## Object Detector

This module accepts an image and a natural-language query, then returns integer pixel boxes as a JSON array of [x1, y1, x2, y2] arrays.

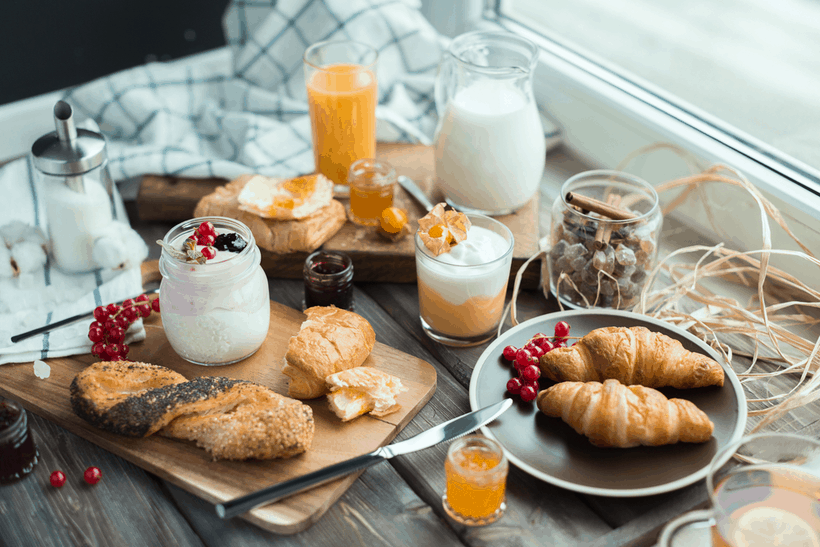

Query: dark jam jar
[[0, 398, 39, 482], [303, 251, 354, 310]]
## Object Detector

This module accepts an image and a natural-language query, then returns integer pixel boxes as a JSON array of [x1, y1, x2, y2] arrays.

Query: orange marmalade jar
[[348, 158, 396, 226], [443, 435, 508, 526]]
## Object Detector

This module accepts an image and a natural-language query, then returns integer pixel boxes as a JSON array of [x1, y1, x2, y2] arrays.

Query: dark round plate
[[469, 309, 747, 497]]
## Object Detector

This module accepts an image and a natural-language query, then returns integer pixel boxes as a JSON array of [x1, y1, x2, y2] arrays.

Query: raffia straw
[[504, 143, 820, 430]]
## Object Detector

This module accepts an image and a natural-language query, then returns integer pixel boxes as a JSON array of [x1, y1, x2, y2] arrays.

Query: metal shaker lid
[[31, 101, 107, 176]]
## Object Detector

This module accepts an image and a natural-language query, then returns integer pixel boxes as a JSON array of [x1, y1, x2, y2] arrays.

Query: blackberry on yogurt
[[214, 232, 247, 253]]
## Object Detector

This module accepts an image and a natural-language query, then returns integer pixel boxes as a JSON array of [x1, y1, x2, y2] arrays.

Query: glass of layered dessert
[[158, 217, 270, 366], [415, 204, 514, 347]]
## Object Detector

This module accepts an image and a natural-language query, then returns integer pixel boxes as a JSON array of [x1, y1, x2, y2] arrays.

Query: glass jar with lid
[[548, 170, 662, 310], [0, 397, 39, 483], [158, 217, 270, 366]]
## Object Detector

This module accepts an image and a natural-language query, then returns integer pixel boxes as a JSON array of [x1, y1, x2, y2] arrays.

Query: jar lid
[[31, 101, 107, 176]]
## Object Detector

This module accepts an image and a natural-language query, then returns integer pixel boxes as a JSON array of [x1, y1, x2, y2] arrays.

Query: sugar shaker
[[31, 101, 117, 273]]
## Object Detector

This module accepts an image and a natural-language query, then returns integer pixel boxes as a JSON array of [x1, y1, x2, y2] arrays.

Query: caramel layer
[[418, 280, 507, 338]]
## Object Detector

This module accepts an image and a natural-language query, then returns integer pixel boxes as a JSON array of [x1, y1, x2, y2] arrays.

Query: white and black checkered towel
[[0, 0, 560, 364]]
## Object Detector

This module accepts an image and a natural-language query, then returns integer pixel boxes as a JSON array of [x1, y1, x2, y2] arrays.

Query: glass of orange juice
[[304, 41, 378, 193], [443, 435, 508, 526], [658, 432, 820, 547]]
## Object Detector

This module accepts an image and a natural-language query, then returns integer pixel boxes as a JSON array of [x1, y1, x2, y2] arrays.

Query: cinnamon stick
[[594, 194, 622, 250], [565, 192, 637, 221]]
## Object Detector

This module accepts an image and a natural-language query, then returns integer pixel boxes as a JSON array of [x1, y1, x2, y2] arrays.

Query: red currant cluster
[[501, 321, 572, 403], [49, 466, 101, 488], [88, 294, 160, 361], [189, 221, 217, 260]]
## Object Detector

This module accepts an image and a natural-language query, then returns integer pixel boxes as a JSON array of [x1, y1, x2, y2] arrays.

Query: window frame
[[481, 1, 820, 223]]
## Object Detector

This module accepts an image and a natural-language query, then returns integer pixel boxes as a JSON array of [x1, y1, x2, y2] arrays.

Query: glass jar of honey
[[443, 435, 508, 526], [348, 158, 396, 226], [0, 397, 39, 483]]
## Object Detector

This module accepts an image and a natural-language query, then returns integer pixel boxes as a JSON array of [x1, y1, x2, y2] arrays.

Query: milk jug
[[434, 31, 545, 215]]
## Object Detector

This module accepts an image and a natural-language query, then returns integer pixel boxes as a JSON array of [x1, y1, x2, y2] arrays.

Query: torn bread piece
[[326, 367, 407, 422]]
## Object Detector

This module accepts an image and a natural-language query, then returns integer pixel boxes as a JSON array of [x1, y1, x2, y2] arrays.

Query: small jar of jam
[[303, 251, 354, 310], [0, 397, 39, 483], [348, 158, 396, 226]]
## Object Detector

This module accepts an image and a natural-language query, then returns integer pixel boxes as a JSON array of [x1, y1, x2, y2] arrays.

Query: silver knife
[[215, 398, 512, 519], [10, 287, 160, 343], [398, 175, 435, 212]]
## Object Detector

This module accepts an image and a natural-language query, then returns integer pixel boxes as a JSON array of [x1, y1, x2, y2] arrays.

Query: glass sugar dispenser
[[548, 170, 662, 310], [31, 101, 119, 273]]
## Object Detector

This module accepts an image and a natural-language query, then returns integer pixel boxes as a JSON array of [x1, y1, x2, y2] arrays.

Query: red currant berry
[[104, 343, 120, 360], [90, 321, 102, 330], [515, 348, 532, 369], [502, 345, 518, 361], [108, 327, 125, 343], [138, 304, 151, 318], [506, 377, 523, 395], [49, 470, 66, 488], [91, 342, 105, 358], [533, 332, 548, 340], [151, 299, 160, 313], [200, 246, 216, 260], [88, 327, 104, 343], [522, 364, 541, 382], [135, 294, 149, 303], [197, 221, 216, 236], [528, 344, 545, 359], [83, 466, 102, 485], [537, 338, 555, 352], [114, 316, 128, 329], [103, 319, 117, 332], [124, 307, 139, 322], [519, 385, 538, 402], [554, 321, 570, 339], [93, 307, 109, 322], [121, 298, 134, 308], [105, 303, 120, 316], [121, 344, 129, 357], [199, 234, 216, 247], [572, 342, 577, 347]]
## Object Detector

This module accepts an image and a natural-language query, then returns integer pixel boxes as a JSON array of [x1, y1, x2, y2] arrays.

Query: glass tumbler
[[348, 158, 396, 226], [304, 40, 378, 193], [658, 432, 820, 547], [548, 170, 662, 310], [443, 435, 508, 526]]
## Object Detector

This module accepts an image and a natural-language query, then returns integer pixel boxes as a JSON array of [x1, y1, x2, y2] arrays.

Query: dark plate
[[469, 309, 747, 497]]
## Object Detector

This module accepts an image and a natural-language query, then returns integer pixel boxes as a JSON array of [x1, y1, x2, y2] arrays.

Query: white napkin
[[0, 158, 146, 365]]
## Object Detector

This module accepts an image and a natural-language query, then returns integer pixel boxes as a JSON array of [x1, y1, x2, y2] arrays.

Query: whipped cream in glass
[[415, 214, 514, 347], [158, 217, 269, 366]]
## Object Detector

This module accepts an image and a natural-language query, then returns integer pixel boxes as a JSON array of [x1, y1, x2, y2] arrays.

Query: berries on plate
[[499, 321, 574, 403], [83, 466, 102, 485], [506, 377, 523, 395], [519, 385, 538, 402], [502, 345, 518, 361], [49, 470, 66, 488]]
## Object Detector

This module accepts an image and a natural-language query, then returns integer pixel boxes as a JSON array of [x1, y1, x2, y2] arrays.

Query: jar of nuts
[[548, 170, 662, 309]]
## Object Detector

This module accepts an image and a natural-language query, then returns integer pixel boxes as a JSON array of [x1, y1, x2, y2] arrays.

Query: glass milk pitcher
[[434, 31, 545, 216]]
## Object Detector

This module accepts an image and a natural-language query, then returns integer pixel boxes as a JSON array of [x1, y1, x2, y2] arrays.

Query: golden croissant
[[539, 326, 724, 389], [537, 379, 714, 448]]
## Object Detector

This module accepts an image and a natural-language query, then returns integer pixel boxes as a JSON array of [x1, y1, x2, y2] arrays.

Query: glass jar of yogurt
[[158, 217, 270, 366]]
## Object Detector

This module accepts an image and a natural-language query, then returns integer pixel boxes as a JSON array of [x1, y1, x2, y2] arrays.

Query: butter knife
[[215, 398, 513, 519], [398, 175, 435, 212], [10, 287, 160, 343]]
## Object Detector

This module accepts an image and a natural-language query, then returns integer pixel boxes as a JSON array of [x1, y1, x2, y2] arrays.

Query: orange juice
[[443, 436, 508, 525], [306, 63, 377, 187]]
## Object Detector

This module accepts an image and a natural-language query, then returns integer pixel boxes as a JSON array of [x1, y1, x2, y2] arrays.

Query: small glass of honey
[[443, 435, 508, 526], [348, 158, 396, 226]]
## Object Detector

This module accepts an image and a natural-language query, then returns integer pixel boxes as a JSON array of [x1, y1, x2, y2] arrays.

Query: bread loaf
[[194, 174, 346, 254], [283, 306, 376, 399]]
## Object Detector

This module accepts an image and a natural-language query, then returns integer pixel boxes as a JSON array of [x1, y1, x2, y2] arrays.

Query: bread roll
[[283, 306, 376, 399]]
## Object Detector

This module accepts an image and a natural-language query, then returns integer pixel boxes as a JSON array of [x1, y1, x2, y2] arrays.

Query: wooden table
[[2, 147, 814, 547]]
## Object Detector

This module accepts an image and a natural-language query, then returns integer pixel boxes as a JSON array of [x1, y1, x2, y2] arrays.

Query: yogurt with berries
[[415, 212, 514, 347], [158, 217, 269, 366]]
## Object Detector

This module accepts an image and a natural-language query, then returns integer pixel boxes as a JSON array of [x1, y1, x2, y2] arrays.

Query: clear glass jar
[[303, 250, 354, 310], [0, 397, 39, 482], [158, 217, 270, 366], [348, 158, 396, 226], [548, 170, 662, 309], [442, 435, 508, 526]]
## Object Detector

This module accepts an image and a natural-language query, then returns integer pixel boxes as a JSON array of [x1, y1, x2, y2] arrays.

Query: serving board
[[0, 267, 437, 535], [137, 143, 541, 289]]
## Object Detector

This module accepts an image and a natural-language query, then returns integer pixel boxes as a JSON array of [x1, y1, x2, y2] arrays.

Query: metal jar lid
[[31, 101, 107, 176]]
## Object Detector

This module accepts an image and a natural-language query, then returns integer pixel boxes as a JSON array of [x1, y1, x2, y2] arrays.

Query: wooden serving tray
[[0, 270, 437, 534], [137, 143, 541, 289]]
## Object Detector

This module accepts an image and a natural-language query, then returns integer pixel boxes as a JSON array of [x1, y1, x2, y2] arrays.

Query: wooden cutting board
[[137, 143, 541, 289], [0, 264, 437, 535]]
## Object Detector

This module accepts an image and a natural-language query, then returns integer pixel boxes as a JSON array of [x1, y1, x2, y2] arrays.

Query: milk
[[434, 79, 546, 214]]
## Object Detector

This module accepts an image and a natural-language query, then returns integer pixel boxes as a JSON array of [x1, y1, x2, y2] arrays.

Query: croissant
[[539, 326, 724, 389], [537, 379, 714, 448]]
